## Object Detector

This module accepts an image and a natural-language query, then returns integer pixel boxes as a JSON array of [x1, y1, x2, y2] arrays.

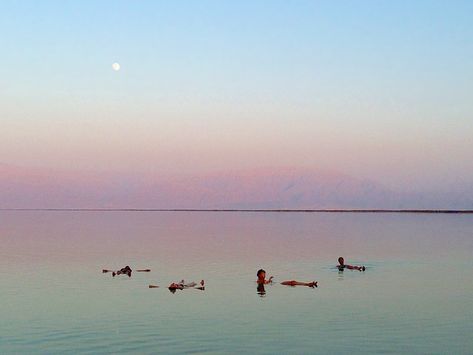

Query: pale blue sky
[[1, 0, 472, 190]]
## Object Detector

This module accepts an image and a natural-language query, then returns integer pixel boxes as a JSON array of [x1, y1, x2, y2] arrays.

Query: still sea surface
[[0, 211, 472, 354]]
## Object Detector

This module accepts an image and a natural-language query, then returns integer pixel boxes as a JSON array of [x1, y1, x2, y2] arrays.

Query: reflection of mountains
[[1, 164, 471, 209]]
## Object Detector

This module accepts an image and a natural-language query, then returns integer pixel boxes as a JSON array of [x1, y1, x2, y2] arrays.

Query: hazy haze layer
[[1, 1, 472, 199]]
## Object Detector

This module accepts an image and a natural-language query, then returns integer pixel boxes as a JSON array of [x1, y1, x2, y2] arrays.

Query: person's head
[[338, 257, 344, 265], [257, 269, 266, 280]]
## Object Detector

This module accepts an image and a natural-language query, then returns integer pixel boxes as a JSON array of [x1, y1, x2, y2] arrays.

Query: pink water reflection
[[2, 211, 471, 273]]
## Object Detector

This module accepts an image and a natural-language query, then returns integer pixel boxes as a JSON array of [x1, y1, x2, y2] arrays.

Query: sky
[[1, 0, 472, 191]]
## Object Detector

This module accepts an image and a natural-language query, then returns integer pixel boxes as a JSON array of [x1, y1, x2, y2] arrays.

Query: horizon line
[[1, 208, 472, 214]]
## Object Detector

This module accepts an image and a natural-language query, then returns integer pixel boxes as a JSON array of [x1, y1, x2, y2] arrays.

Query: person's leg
[[281, 280, 317, 287], [281, 280, 297, 286]]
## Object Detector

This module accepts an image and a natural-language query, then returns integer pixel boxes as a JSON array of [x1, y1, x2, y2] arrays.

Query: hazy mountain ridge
[[0, 164, 471, 209]]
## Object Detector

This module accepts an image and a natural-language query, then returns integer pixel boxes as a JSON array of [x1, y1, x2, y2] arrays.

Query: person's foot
[[362, 266, 366, 271], [112, 272, 116, 277]]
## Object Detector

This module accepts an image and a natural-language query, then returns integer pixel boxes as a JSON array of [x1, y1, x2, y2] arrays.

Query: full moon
[[112, 62, 120, 71]]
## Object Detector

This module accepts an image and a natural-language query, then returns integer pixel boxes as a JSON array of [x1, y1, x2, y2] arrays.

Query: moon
[[112, 62, 120, 71]]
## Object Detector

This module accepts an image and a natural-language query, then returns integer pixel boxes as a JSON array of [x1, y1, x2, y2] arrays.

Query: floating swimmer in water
[[257, 269, 317, 288], [167, 280, 205, 293], [102, 266, 151, 277], [337, 257, 365, 271]]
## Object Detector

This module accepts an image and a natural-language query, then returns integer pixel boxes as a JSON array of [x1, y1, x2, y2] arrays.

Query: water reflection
[[1, 211, 473, 354], [168, 280, 206, 294], [257, 283, 266, 297]]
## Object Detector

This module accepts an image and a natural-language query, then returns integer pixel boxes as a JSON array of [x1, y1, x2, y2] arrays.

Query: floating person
[[257, 269, 317, 288], [113, 265, 132, 277], [168, 280, 205, 293], [256, 269, 273, 284], [337, 257, 365, 271], [102, 266, 151, 277]]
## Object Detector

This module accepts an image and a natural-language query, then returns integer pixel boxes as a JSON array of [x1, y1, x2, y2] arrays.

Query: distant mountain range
[[0, 163, 472, 209]]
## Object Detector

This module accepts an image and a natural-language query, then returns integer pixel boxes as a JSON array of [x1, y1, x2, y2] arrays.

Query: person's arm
[[346, 265, 364, 271], [265, 276, 274, 284]]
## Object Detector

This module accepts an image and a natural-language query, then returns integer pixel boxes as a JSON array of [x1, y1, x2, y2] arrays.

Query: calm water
[[1, 211, 472, 354]]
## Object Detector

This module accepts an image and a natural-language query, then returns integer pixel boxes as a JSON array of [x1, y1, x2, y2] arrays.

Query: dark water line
[[1, 208, 473, 214]]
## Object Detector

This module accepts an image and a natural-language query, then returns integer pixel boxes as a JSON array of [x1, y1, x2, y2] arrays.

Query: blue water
[[0, 211, 472, 354]]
